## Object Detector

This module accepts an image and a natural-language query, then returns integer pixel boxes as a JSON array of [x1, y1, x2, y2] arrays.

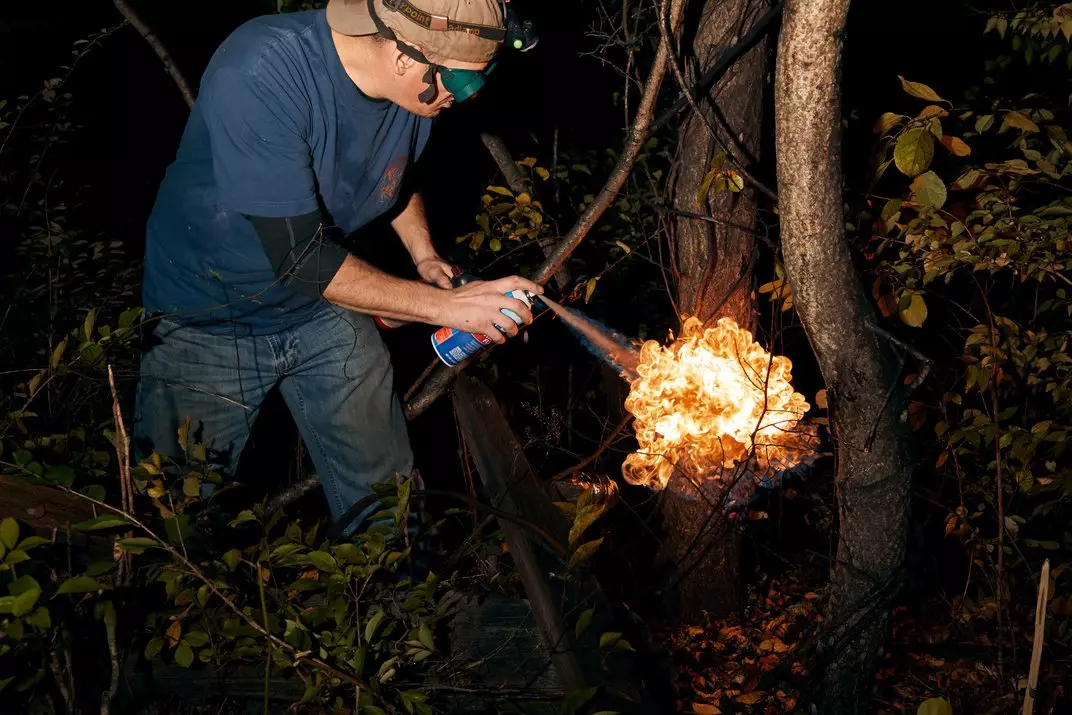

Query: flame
[[622, 316, 817, 492]]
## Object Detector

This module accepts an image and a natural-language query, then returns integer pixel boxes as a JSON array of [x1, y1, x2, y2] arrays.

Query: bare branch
[[112, 0, 195, 109]]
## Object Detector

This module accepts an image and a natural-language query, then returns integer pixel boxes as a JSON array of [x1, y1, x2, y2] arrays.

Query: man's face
[[391, 49, 489, 118]]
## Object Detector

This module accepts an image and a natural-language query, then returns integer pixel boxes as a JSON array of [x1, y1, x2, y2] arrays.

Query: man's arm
[[391, 191, 454, 288]]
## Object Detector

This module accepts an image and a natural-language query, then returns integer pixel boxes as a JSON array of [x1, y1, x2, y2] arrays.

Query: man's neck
[[331, 30, 387, 99]]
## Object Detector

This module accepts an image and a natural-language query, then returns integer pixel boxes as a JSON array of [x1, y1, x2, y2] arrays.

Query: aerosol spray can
[[430, 273, 536, 367]]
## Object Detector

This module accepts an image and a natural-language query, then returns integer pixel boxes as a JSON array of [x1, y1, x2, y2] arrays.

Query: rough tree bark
[[660, 0, 774, 620], [774, 0, 911, 711]]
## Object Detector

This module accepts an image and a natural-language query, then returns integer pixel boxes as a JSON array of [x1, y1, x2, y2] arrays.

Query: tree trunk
[[659, 0, 772, 621], [773, 0, 911, 711]]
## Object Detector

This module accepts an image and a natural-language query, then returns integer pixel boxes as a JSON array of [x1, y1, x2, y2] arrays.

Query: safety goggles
[[438, 61, 497, 103]]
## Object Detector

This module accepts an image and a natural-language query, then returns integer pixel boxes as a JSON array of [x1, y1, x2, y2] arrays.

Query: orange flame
[[622, 316, 817, 492]]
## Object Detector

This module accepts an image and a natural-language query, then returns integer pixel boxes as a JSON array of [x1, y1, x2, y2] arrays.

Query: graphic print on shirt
[[377, 155, 408, 203]]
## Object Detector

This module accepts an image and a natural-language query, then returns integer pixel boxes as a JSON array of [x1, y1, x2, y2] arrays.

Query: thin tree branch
[[652, 0, 785, 132], [112, 0, 195, 109], [404, 0, 689, 420]]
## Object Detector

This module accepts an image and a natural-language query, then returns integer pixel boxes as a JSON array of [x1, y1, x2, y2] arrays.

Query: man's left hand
[[416, 257, 456, 289]]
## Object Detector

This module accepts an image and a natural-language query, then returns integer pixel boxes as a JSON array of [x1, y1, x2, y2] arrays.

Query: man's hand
[[415, 256, 456, 289], [433, 276, 544, 344]]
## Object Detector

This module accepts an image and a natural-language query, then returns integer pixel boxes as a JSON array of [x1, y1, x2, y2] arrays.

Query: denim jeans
[[132, 305, 415, 525]]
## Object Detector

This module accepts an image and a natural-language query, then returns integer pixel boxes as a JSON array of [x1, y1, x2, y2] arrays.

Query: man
[[133, 0, 542, 532]]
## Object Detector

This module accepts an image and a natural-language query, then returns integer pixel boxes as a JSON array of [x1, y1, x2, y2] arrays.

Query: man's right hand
[[433, 276, 544, 344]]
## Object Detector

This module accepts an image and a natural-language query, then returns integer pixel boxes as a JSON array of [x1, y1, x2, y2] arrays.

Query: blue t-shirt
[[143, 10, 433, 335]]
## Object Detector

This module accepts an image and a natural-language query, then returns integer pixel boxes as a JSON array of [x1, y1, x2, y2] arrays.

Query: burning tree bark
[[774, 0, 911, 710], [660, 0, 776, 619]]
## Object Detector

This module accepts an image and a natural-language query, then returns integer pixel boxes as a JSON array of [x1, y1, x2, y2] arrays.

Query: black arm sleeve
[[245, 211, 349, 301]]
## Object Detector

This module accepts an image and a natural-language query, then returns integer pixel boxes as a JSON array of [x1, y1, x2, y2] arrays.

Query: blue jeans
[[132, 306, 415, 524]]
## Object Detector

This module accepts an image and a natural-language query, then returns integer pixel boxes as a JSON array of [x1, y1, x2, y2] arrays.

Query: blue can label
[[430, 289, 533, 366]]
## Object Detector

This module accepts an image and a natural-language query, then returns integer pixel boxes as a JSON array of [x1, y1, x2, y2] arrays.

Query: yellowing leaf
[[725, 170, 744, 192], [874, 112, 904, 133], [815, 389, 828, 409], [917, 105, 948, 119], [585, 277, 598, 304], [166, 619, 183, 647], [516, 192, 532, 205], [975, 114, 994, 133], [1001, 110, 1040, 133], [487, 185, 512, 196], [952, 168, 983, 190], [614, 240, 632, 254], [535, 167, 550, 180], [735, 692, 765, 705], [900, 292, 929, 328], [940, 135, 971, 156], [894, 128, 935, 176], [567, 537, 604, 569], [489, 238, 502, 252], [898, 75, 945, 102], [1062, 18, 1072, 40], [691, 704, 721, 714], [917, 697, 953, 715], [910, 171, 948, 209]]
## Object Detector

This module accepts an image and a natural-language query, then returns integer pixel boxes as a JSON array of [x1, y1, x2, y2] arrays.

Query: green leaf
[[910, 171, 948, 209], [898, 76, 945, 102], [585, 277, 598, 304], [228, 510, 258, 527], [12, 588, 41, 617], [0, 518, 18, 550], [183, 630, 210, 648], [575, 608, 594, 638], [117, 537, 159, 554], [418, 621, 435, 651], [4, 550, 29, 566], [222, 549, 242, 570], [44, 465, 75, 487], [900, 292, 928, 328], [15, 537, 49, 551], [567, 537, 604, 569], [894, 128, 935, 177], [917, 698, 953, 715], [25, 606, 51, 629], [0, 596, 14, 614], [599, 631, 622, 649], [57, 576, 109, 595], [72, 514, 131, 531], [8, 575, 39, 597], [975, 114, 994, 133], [696, 170, 716, 205], [365, 609, 386, 643], [145, 637, 165, 660], [489, 237, 502, 252], [725, 170, 744, 192], [174, 642, 194, 668], [0, 677, 14, 693], [308, 550, 338, 573]]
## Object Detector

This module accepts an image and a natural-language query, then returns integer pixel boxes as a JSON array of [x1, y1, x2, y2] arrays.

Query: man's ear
[[393, 50, 416, 76]]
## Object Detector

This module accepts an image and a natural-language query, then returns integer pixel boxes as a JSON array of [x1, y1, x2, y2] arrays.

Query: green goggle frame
[[438, 61, 497, 103]]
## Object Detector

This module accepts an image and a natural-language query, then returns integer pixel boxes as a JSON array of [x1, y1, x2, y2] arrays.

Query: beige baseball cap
[[326, 0, 506, 64]]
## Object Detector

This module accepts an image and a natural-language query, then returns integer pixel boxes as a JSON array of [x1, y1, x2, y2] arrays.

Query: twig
[[107, 365, 134, 583], [652, 1, 785, 132], [1022, 559, 1050, 715], [49, 650, 73, 715], [403, 0, 689, 420], [549, 414, 633, 482], [100, 603, 120, 715], [863, 321, 933, 451], [252, 560, 272, 715], [111, 0, 195, 109]]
